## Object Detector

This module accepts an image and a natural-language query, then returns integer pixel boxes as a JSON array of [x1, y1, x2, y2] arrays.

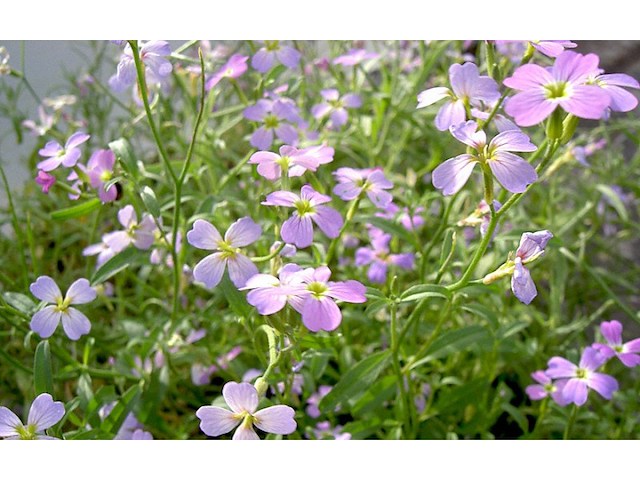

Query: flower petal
[[281, 214, 314, 248], [600, 320, 623, 346], [432, 154, 478, 196], [511, 260, 537, 304], [232, 423, 260, 440], [417, 87, 450, 109], [0, 407, 23, 437], [187, 219, 223, 250], [223, 382, 259, 414], [61, 308, 92, 341], [30, 306, 62, 338], [561, 378, 588, 406], [27, 393, 65, 432], [30, 276, 62, 303], [193, 253, 227, 289], [327, 280, 367, 303], [225, 217, 262, 248], [489, 151, 538, 193], [65, 278, 96, 305], [196, 406, 240, 437], [560, 85, 610, 119], [312, 206, 343, 239], [302, 297, 342, 332], [253, 405, 297, 435], [587, 372, 618, 400], [227, 254, 259, 288]]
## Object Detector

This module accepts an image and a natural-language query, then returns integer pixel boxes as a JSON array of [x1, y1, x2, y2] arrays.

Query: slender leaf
[[51, 198, 101, 221], [34, 340, 54, 395]]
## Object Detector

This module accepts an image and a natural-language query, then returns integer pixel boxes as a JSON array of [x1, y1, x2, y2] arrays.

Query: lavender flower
[[103, 205, 157, 253], [249, 144, 334, 181], [244, 98, 300, 149], [99, 403, 153, 440], [333, 167, 393, 208], [262, 185, 343, 248], [333, 49, 379, 67], [109, 40, 173, 92], [241, 264, 307, 316], [29, 276, 96, 340], [589, 72, 640, 114], [432, 120, 537, 195], [187, 217, 261, 289], [206, 54, 249, 90], [311, 89, 362, 129], [87, 149, 117, 203], [37, 131, 90, 172], [592, 320, 640, 367], [83, 240, 116, 269], [0, 393, 65, 440], [355, 230, 414, 283], [35, 171, 56, 194], [306, 385, 333, 418], [416, 62, 500, 131], [503, 51, 611, 126], [312, 421, 351, 440], [545, 347, 618, 406], [251, 41, 301, 73], [196, 381, 297, 440], [510, 230, 553, 304], [524, 371, 569, 406]]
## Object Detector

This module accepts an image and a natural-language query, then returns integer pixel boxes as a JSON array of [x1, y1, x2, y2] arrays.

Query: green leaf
[[219, 274, 252, 318], [140, 186, 161, 219], [319, 351, 391, 413], [109, 138, 139, 180], [34, 340, 54, 395], [410, 325, 493, 370], [501, 402, 529, 434], [399, 284, 451, 303], [3, 292, 37, 314], [90, 248, 145, 285], [101, 383, 143, 435], [51, 198, 101, 221], [596, 184, 629, 221]]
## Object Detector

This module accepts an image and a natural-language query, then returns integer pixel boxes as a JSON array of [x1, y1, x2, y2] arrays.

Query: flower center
[[544, 81, 570, 100], [264, 114, 280, 129], [16, 424, 38, 440], [328, 99, 344, 109], [217, 240, 240, 260], [265, 41, 280, 52], [55, 296, 71, 312], [276, 156, 291, 170], [100, 170, 112, 182], [294, 199, 315, 217], [575, 368, 588, 379], [307, 281, 328, 298]]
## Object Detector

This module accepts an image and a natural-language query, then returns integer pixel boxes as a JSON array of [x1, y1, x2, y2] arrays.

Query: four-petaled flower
[[503, 51, 610, 126], [196, 381, 297, 440], [103, 205, 157, 253], [0, 393, 65, 440], [311, 89, 362, 129], [244, 98, 300, 150], [355, 229, 414, 284], [187, 217, 262, 289], [432, 120, 537, 196], [37, 131, 90, 172], [333, 167, 394, 208], [416, 62, 500, 131], [262, 185, 343, 248], [109, 40, 173, 92], [524, 370, 569, 406], [30, 276, 96, 340], [592, 320, 640, 368], [545, 347, 618, 406], [87, 149, 118, 203]]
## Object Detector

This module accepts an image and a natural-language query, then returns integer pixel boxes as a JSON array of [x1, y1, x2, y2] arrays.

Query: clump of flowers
[[355, 228, 414, 283]]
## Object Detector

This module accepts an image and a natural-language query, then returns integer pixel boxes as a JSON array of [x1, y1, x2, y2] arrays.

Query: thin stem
[[390, 300, 414, 438], [563, 404, 578, 440]]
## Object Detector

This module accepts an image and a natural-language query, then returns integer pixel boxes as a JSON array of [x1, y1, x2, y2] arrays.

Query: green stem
[[531, 397, 549, 439], [0, 162, 29, 289], [390, 300, 414, 438], [563, 404, 578, 440]]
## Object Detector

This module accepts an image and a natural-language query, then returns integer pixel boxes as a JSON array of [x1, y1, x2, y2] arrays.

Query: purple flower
[[83, 240, 116, 269], [206, 54, 249, 90], [530, 40, 577, 58], [293, 266, 366, 332], [29, 276, 96, 340], [503, 51, 611, 126], [35, 170, 56, 194], [22, 106, 54, 137], [262, 185, 343, 248], [99, 403, 153, 440], [592, 320, 640, 367], [545, 347, 619, 406], [109, 40, 173, 92], [432, 120, 537, 195], [87, 149, 117, 203], [572, 138, 606, 166], [306, 385, 333, 418], [311, 89, 362, 129], [37, 131, 90, 172], [355, 231, 414, 284], [251, 41, 301, 73], [0, 393, 65, 440], [244, 99, 300, 149], [524, 370, 570, 406], [249, 144, 334, 181], [332, 167, 393, 208], [333, 48, 379, 67], [187, 217, 261, 289], [103, 205, 157, 253], [196, 381, 297, 440], [416, 62, 500, 131], [511, 230, 553, 305], [312, 421, 351, 440]]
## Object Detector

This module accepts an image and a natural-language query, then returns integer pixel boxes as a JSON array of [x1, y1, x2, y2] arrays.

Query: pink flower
[[37, 131, 90, 172]]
